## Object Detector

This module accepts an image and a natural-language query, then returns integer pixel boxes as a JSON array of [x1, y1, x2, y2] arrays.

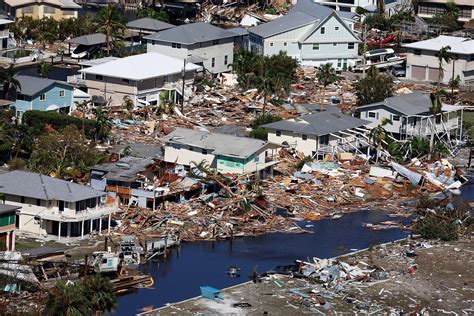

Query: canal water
[[115, 209, 412, 315]]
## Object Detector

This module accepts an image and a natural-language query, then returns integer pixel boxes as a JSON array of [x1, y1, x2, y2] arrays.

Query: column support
[[5, 231, 10, 251], [67, 222, 71, 238], [90, 219, 93, 235], [107, 214, 111, 234], [99, 217, 103, 236], [58, 221, 61, 241], [10, 231, 15, 251], [81, 220, 84, 239]]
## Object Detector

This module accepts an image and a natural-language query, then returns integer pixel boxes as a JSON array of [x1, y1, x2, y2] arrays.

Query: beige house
[[415, 0, 473, 22], [79, 52, 202, 107], [0, 171, 115, 241], [2, 0, 80, 19], [403, 36, 474, 86], [262, 108, 370, 158], [163, 128, 279, 175]]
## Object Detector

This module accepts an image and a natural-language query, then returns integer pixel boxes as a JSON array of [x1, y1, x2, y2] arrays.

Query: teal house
[[12, 76, 74, 118]]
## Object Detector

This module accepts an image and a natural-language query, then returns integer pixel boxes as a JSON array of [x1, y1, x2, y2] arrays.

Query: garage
[[411, 65, 425, 80], [428, 67, 441, 82]]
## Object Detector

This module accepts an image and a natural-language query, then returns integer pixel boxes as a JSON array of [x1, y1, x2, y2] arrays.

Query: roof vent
[[116, 163, 131, 170]]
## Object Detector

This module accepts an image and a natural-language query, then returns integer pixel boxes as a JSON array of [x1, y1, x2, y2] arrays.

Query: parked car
[[391, 64, 406, 77]]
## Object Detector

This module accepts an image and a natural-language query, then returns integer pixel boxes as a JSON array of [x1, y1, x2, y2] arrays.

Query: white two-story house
[[248, 0, 361, 69], [145, 22, 237, 75], [355, 92, 464, 141], [0, 170, 116, 241]]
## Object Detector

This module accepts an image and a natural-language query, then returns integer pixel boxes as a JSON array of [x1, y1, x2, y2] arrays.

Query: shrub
[[413, 216, 458, 241], [249, 127, 268, 140], [22, 110, 98, 139]]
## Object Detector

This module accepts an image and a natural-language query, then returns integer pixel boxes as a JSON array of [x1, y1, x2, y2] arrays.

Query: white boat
[[354, 48, 406, 71]]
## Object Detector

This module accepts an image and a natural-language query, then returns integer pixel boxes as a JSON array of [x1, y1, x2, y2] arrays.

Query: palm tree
[[47, 280, 90, 316], [448, 75, 460, 102], [94, 106, 112, 141], [428, 90, 443, 160], [83, 274, 117, 314], [369, 117, 392, 163], [435, 46, 454, 88], [37, 62, 52, 78], [316, 63, 338, 112], [0, 64, 21, 100], [97, 5, 125, 56]]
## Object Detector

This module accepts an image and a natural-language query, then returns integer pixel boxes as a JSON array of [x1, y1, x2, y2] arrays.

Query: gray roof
[[262, 109, 369, 135], [163, 128, 268, 158], [15, 75, 70, 96], [249, 0, 334, 38], [357, 92, 432, 116], [111, 143, 164, 159], [91, 156, 155, 182], [67, 33, 107, 46], [144, 22, 237, 44], [227, 27, 249, 36], [0, 204, 20, 215], [0, 170, 105, 202], [127, 18, 174, 32]]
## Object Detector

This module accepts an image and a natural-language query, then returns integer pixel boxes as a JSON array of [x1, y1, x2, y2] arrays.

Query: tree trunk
[[106, 29, 110, 56], [262, 93, 267, 114], [428, 123, 435, 161], [376, 143, 381, 163]]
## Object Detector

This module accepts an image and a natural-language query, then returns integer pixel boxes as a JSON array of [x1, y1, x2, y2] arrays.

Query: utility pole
[[362, 24, 367, 79], [181, 58, 186, 113]]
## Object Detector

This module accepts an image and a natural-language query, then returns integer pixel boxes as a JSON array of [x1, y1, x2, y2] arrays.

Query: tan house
[[403, 36, 474, 86], [79, 52, 202, 107], [2, 0, 80, 19]]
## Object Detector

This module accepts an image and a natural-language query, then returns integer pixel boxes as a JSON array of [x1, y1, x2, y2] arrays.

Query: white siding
[[267, 129, 318, 156]]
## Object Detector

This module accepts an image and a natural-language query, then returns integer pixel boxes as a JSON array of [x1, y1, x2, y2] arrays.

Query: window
[[20, 196, 25, 204], [36, 199, 41, 206], [392, 115, 400, 121], [39, 93, 46, 101], [319, 134, 329, 145], [284, 42, 287, 46], [270, 42, 274, 47], [211, 57, 215, 67], [335, 26, 339, 31], [44, 6, 55, 13], [22, 6, 33, 13], [302, 134, 308, 140], [95, 75, 103, 81], [320, 27, 325, 34], [59, 90, 65, 98], [212, 39, 219, 45], [151, 40, 156, 45], [414, 49, 421, 55], [348, 43, 354, 49], [63, 10, 74, 15], [188, 146, 193, 151], [202, 149, 208, 154], [276, 130, 281, 137], [368, 112, 376, 118], [333, 43, 337, 47], [224, 55, 228, 65], [337, 59, 342, 68], [435, 115, 441, 124], [171, 43, 182, 49], [312, 43, 319, 50], [122, 79, 130, 84], [254, 156, 260, 163]]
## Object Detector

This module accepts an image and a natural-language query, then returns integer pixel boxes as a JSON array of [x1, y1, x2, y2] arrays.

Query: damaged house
[[163, 128, 280, 175], [0, 171, 115, 241], [262, 108, 370, 158], [248, 0, 361, 69], [355, 92, 464, 149]]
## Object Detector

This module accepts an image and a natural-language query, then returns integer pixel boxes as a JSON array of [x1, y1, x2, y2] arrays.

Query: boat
[[354, 48, 406, 71], [91, 251, 120, 273], [119, 236, 143, 269]]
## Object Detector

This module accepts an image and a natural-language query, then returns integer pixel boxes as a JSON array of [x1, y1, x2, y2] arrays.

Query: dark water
[[115, 209, 412, 315]]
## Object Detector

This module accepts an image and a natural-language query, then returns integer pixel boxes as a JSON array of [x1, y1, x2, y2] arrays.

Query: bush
[[413, 216, 458, 241], [250, 113, 282, 129], [22, 110, 98, 139], [249, 127, 268, 140]]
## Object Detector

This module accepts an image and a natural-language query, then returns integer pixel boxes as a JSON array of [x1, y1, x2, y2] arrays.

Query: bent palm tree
[[94, 106, 112, 141], [97, 5, 125, 56], [316, 63, 338, 112], [37, 62, 52, 78], [369, 117, 392, 163], [435, 46, 454, 88], [0, 64, 21, 100]]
